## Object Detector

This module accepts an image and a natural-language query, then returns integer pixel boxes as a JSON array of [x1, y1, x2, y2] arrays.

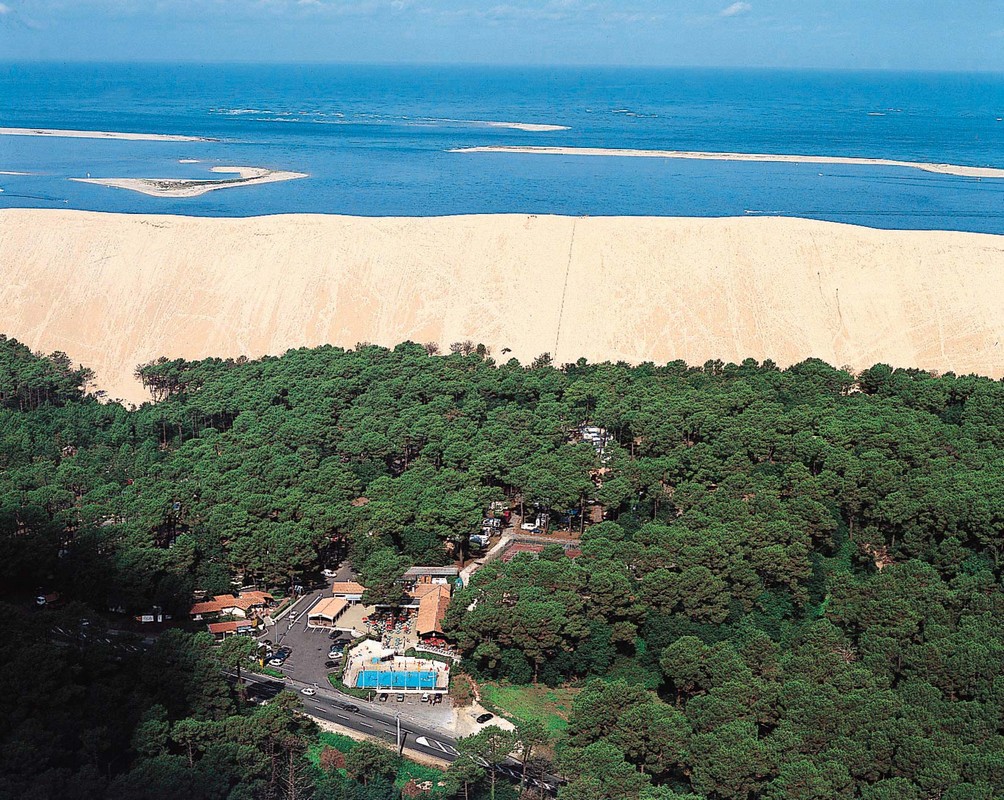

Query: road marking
[[415, 737, 459, 756]]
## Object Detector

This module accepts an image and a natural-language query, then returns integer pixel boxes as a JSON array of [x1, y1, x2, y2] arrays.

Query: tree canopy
[[3, 336, 1004, 798]]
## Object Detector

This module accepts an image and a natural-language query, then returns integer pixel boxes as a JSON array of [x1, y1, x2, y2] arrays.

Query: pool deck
[[343, 645, 450, 693]]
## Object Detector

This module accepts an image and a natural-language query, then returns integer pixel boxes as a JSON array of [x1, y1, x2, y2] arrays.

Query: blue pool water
[[357, 670, 438, 690], [1, 63, 1003, 231]]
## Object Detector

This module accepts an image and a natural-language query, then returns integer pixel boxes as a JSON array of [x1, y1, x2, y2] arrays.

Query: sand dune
[[452, 146, 1004, 179], [2, 209, 1003, 405]]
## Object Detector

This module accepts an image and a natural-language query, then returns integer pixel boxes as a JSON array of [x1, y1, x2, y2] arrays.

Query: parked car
[[301, 687, 316, 696], [322, 569, 337, 578], [338, 702, 360, 713], [396, 694, 405, 702], [268, 657, 285, 667], [476, 713, 494, 724], [421, 693, 430, 703], [432, 694, 443, 705], [378, 693, 389, 702], [324, 660, 340, 669], [327, 650, 343, 660], [275, 647, 292, 658]]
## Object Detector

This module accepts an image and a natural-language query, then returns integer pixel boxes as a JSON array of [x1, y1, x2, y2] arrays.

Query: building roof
[[228, 591, 273, 611], [207, 620, 253, 634], [189, 591, 274, 617], [416, 586, 452, 636], [309, 597, 349, 620], [190, 599, 225, 616], [409, 583, 443, 600], [331, 581, 367, 596], [403, 566, 460, 578]]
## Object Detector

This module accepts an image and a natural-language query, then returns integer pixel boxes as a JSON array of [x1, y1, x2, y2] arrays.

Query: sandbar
[[423, 119, 570, 132], [476, 121, 570, 132], [2, 209, 1004, 405], [0, 127, 212, 142], [71, 166, 308, 198], [451, 146, 1004, 179]]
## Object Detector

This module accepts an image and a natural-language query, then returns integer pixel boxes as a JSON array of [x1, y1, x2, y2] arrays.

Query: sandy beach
[[72, 166, 308, 197], [452, 146, 1004, 179], [0, 127, 211, 142], [2, 209, 1003, 404]]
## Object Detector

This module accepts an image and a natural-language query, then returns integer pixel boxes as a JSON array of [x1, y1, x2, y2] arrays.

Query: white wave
[[210, 108, 275, 116]]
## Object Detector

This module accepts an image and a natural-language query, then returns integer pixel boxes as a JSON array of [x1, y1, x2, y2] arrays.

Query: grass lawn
[[480, 682, 580, 734]]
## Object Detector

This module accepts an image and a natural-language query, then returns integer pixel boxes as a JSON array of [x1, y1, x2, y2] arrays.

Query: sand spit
[[0, 127, 212, 142], [72, 166, 308, 198], [2, 209, 1003, 405], [452, 146, 1004, 179]]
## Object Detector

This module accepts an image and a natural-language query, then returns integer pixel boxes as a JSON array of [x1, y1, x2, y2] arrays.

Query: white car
[[322, 569, 338, 578], [328, 650, 344, 660], [268, 657, 285, 667], [301, 687, 317, 696]]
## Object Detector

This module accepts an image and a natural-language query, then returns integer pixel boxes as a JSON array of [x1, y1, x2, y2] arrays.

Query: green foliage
[[344, 740, 399, 786], [5, 341, 1004, 798]]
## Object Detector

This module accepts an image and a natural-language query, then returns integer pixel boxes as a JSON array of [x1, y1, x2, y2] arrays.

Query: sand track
[[2, 209, 1003, 404]]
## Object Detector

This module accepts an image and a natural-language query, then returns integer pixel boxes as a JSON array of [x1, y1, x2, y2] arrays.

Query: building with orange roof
[[416, 585, 452, 639], [331, 581, 366, 603], [307, 597, 350, 628], [189, 591, 274, 621], [206, 619, 254, 639]]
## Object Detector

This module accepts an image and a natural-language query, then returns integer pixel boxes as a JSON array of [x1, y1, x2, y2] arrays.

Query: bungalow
[[331, 581, 366, 604], [307, 597, 349, 629], [207, 619, 254, 639], [189, 590, 275, 621]]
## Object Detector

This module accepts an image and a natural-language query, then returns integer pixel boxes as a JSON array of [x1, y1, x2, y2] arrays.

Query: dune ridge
[[2, 209, 1003, 405]]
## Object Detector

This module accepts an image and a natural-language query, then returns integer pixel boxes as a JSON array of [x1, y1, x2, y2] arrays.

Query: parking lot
[[266, 613, 348, 688], [263, 613, 456, 729]]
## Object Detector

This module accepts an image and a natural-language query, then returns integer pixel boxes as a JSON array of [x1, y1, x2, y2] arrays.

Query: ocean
[[1, 63, 1003, 232]]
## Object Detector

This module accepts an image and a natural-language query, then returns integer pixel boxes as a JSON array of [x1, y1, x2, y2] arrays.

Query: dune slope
[[2, 209, 1003, 404]]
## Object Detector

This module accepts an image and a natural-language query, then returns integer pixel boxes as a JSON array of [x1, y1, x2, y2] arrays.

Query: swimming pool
[[357, 670, 438, 690]]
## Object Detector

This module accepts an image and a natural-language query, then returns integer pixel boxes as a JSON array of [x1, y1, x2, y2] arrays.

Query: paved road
[[238, 673, 560, 794]]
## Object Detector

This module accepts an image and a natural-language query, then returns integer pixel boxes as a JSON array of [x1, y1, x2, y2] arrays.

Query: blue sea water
[[1, 63, 1003, 232]]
